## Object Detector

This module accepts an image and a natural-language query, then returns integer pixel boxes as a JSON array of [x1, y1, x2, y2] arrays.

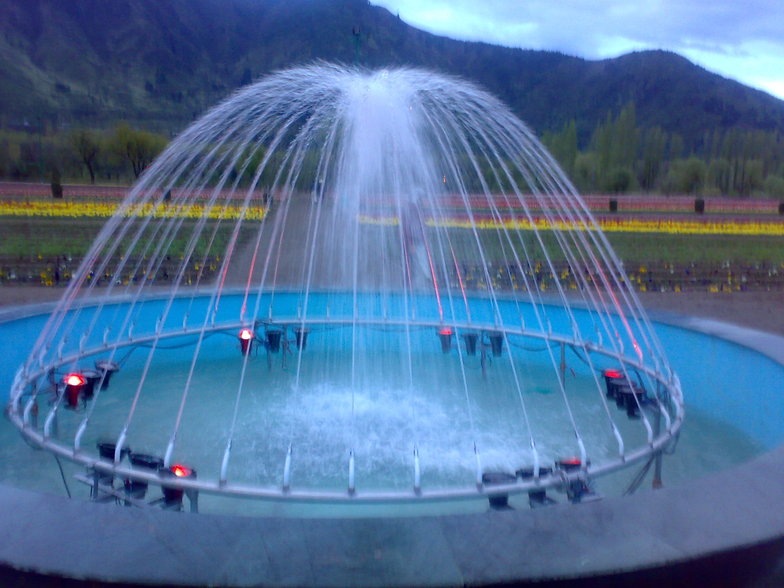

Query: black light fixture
[[555, 457, 595, 503], [556, 457, 582, 472], [295, 327, 309, 350], [81, 369, 101, 399], [63, 373, 86, 409], [462, 332, 478, 356], [604, 368, 646, 418], [159, 463, 197, 510], [265, 328, 283, 353], [618, 382, 645, 418], [95, 441, 130, 486], [238, 328, 254, 356], [516, 465, 556, 508], [97, 441, 130, 462], [488, 332, 504, 357], [94, 360, 119, 390], [481, 471, 516, 510], [437, 328, 453, 353], [125, 453, 164, 499], [602, 368, 624, 399]]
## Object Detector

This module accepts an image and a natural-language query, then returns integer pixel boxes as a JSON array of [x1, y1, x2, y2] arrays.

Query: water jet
[[3, 65, 779, 585]]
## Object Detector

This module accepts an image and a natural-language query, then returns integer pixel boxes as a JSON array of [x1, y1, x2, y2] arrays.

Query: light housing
[[63, 373, 86, 409], [160, 463, 197, 509], [437, 328, 453, 353], [239, 328, 254, 355]]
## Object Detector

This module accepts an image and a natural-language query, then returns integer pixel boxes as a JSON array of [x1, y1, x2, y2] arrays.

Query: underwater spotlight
[[125, 453, 164, 499], [159, 463, 197, 510], [238, 328, 254, 356], [488, 332, 504, 356], [617, 382, 646, 419], [295, 327, 309, 350], [63, 373, 86, 409], [437, 328, 453, 353], [516, 466, 556, 508], [555, 457, 597, 503], [265, 328, 283, 353], [556, 457, 583, 472], [94, 360, 119, 390], [603, 368, 646, 417], [602, 368, 625, 399], [97, 441, 130, 462], [463, 332, 478, 356], [481, 471, 516, 510], [81, 369, 101, 399], [96, 441, 130, 485]]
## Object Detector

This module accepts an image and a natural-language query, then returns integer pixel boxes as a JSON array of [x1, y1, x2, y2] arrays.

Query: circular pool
[[2, 296, 784, 585]]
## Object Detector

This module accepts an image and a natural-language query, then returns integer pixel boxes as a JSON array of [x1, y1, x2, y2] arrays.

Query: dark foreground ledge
[[0, 441, 783, 587]]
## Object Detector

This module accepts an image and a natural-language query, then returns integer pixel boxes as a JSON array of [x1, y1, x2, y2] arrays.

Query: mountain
[[1, 0, 783, 147]]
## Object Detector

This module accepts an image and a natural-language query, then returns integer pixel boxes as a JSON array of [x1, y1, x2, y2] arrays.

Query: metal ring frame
[[7, 314, 684, 505]]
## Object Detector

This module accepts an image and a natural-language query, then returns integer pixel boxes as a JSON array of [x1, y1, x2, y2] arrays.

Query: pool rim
[[1, 297, 783, 585]]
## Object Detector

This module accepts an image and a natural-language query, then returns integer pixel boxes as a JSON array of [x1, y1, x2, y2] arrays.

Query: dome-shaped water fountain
[[7, 64, 683, 512]]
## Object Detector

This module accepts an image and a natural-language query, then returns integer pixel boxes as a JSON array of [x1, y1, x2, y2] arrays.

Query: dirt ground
[[1, 285, 783, 336]]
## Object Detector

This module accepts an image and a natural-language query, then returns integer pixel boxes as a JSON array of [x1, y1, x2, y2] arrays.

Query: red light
[[170, 464, 192, 477], [438, 328, 453, 336], [604, 369, 623, 379], [239, 328, 253, 340], [64, 373, 86, 386], [560, 457, 581, 466]]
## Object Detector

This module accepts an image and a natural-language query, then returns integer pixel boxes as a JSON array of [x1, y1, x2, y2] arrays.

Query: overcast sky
[[370, 0, 784, 101]]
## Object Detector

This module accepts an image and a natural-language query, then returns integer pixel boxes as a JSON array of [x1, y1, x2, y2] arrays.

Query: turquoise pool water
[[1, 293, 781, 516]]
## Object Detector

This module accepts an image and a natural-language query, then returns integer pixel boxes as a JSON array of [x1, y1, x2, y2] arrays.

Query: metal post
[[413, 447, 421, 494], [283, 444, 292, 491], [559, 342, 566, 388], [348, 450, 355, 494], [652, 406, 663, 489]]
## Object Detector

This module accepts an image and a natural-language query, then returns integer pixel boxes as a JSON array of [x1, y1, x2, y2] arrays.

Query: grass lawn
[[0, 217, 249, 260], [605, 233, 784, 264], [2, 216, 782, 264]]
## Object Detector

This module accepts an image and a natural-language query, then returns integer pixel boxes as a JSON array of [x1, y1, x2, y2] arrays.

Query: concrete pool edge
[[0, 443, 783, 586], [1, 309, 783, 586], [642, 307, 784, 367]]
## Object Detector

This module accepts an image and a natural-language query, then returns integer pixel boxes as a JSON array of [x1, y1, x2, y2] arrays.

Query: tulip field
[[1, 182, 783, 292], [0, 183, 267, 288]]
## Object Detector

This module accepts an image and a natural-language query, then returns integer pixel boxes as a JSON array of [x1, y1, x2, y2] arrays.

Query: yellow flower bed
[[3, 202, 780, 235], [357, 215, 784, 236], [0, 200, 266, 220]]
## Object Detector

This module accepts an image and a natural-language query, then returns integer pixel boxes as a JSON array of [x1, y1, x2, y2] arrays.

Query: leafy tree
[[610, 103, 637, 171], [736, 159, 764, 197], [110, 124, 168, 179], [638, 127, 667, 191], [706, 158, 731, 195], [763, 174, 784, 198], [69, 128, 102, 184], [542, 120, 577, 177], [588, 103, 638, 192], [668, 134, 685, 161], [606, 167, 634, 193], [666, 157, 706, 194], [573, 152, 599, 192], [0, 132, 22, 178]]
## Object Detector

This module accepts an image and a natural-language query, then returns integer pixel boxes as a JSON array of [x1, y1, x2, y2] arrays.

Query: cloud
[[371, 0, 784, 99]]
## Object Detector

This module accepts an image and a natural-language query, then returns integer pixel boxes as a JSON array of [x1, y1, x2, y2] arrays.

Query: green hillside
[[1, 0, 783, 148]]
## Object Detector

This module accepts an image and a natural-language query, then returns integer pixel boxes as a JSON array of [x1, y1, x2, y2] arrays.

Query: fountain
[[6, 64, 683, 511], [32, 65, 784, 585]]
